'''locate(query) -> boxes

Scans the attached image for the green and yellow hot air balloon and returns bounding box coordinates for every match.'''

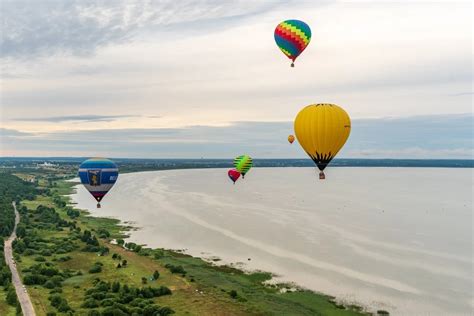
[233,155,253,179]
[294,104,351,179]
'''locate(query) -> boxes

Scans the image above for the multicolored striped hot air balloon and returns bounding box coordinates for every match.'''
[233,155,253,179]
[78,158,119,208]
[274,19,311,67]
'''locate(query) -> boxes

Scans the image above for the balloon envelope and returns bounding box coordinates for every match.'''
[228,169,241,184]
[294,104,351,173]
[78,158,118,204]
[233,155,253,177]
[288,135,295,144]
[274,19,311,66]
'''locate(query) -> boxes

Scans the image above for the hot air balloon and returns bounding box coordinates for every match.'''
[78,158,119,208]
[233,155,253,178]
[274,19,311,67]
[288,135,295,144]
[294,104,351,179]
[228,169,241,184]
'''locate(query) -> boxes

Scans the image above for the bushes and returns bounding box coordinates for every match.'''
[40,249,52,256]
[97,228,110,239]
[66,208,80,219]
[124,242,136,250]
[0,260,12,286]
[164,264,186,275]
[16,226,26,238]
[81,230,99,246]
[89,262,103,274]
[154,250,164,259]
[111,281,120,293]
[146,286,172,297]
[24,273,47,285]
[82,298,99,308]
[49,294,71,313]
[6,287,18,306]
[229,290,238,299]
[81,280,173,315]
[23,263,65,288]
[56,255,71,262]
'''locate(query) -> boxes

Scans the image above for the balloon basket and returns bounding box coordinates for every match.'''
[291,62,295,67]
[97,203,101,208]
[319,172,326,180]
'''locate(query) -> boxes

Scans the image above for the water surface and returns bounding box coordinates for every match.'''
[71,167,473,315]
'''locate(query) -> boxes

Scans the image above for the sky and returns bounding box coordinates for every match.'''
[0,0,472,158]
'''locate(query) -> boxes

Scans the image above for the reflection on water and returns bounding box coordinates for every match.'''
[71,167,473,315]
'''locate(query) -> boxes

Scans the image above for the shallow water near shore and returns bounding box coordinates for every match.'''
[71,167,473,315]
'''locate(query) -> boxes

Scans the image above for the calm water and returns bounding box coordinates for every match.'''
[70,167,473,315]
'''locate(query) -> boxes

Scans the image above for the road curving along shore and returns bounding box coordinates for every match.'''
[4,202,36,316]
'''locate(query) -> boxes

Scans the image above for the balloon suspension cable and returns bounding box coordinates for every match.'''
[319,171,326,180]
[97,203,101,208]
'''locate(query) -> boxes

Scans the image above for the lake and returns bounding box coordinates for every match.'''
[70,167,473,315]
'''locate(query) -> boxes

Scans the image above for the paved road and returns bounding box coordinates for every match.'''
[4,202,36,316]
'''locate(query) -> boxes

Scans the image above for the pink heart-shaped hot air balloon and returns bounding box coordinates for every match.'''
[228,169,241,184]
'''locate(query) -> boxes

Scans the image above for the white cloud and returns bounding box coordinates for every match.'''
[1,114,472,158]
[0,0,288,58]
[0,1,471,157]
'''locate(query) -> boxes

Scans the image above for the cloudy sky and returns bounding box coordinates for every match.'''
[0,0,472,158]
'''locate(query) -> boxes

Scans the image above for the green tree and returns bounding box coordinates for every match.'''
[89,264,102,273]
[229,290,238,299]
[16,226,26,238]
[112,281,120,293]
[57,300,71,312]
[6,287,18,306]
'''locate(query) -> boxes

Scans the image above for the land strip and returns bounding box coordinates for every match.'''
[4,202,36,316]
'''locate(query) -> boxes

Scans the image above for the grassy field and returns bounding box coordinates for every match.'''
[0,288,16,316]
[19,194,250,315]
[14,175,369,316]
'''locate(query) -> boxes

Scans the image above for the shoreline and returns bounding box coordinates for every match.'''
[66,173,377,315]
[66,167,473,315]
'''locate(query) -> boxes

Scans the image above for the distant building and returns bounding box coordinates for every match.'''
[37,162,58,169]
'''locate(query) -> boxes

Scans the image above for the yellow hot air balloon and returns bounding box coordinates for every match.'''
[288,135,295,144]
[294,103,351,179]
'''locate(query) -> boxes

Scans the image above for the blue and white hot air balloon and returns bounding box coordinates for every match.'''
[78,158,118,208]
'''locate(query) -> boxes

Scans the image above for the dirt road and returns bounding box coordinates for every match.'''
[4,202,36,316]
